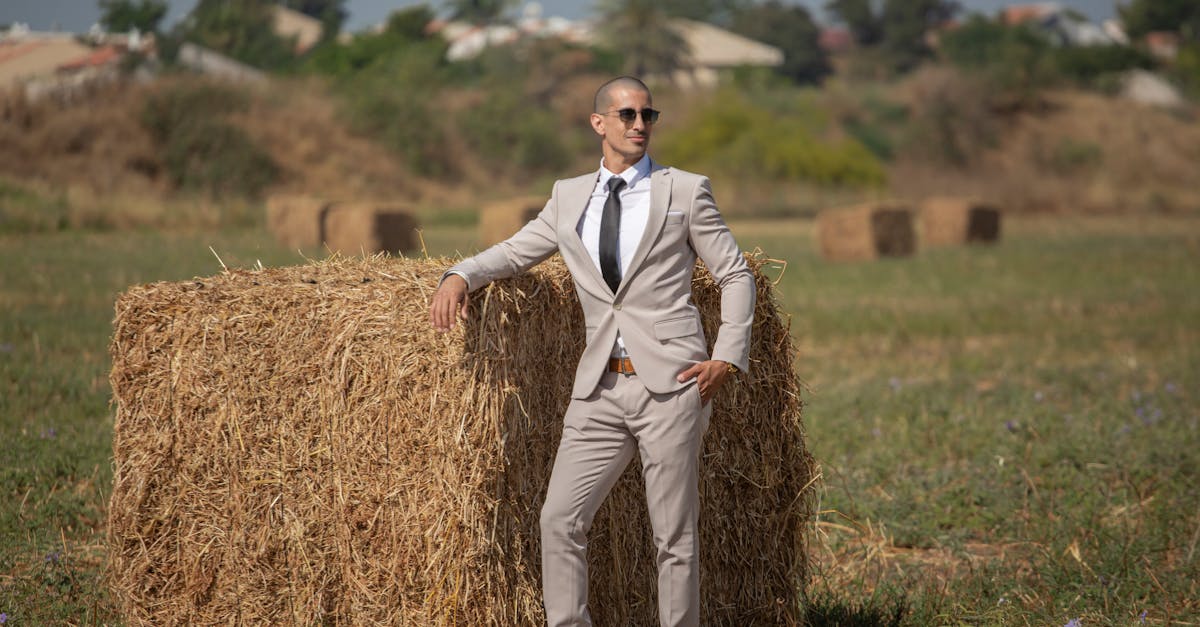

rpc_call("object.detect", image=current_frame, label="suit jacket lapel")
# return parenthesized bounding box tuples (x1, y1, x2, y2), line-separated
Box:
(558, 171, 610, 292)
(616, 165, 670, 299)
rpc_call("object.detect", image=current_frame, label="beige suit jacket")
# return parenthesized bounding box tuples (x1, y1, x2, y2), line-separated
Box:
(449, 163, 756, 399)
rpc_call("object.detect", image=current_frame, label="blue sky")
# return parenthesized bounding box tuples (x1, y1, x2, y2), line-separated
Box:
(3, 0, 1122, 34)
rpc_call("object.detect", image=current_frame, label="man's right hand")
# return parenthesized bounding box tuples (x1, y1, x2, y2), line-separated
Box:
(430, 274, 470, 332)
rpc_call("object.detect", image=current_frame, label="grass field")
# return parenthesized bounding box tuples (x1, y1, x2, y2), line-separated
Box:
(1, 214, 1197, 625)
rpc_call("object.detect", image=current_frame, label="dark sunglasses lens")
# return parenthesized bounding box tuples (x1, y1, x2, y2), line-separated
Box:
(617, 108, 637, 122)
(642, 108, 660, 124)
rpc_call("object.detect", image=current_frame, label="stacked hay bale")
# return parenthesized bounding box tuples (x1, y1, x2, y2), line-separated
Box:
(478, 195, 545, 247)
(107, 254, 816, 625)
(323, 202, 419, 255)
(816, 202, 915, 262)
(265, 194, 329, 249)
(918, 197, 1002, 248)
(265, 195, 419, 255)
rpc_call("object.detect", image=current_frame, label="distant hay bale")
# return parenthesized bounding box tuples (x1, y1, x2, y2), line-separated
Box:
(919, 197, 1002, 247)
(478, 195, 545, 248)
(323, 202, 419, 255)
(816, 203, 915, 261)
(265, 194, 328, 249)
(107, 254, 815, 625)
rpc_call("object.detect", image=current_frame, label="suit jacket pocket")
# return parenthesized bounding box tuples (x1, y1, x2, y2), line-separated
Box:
(654, 315, 698, 341)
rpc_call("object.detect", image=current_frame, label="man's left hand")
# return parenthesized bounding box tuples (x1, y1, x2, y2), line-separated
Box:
(676, 360, 732, 406)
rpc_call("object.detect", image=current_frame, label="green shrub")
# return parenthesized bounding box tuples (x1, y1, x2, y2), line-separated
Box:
(939, 17, 1057, 109)
(162, 120, 277, 197)
(1051, 44, 1156, 85)
(1171, 42, 1200, 100)
(140, 82, 248, 142)
(458, 89, 570, 177)
(140, 83, 277, 198)
(658, 91, 886, 187)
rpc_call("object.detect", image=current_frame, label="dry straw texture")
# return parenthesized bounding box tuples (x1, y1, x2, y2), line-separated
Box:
(478, 196, 545, 248)
(918, 197, 1002, 248)
(265, 194, 329, 249)
(108, 253, 815, 625)
(816, 203, 915, 262)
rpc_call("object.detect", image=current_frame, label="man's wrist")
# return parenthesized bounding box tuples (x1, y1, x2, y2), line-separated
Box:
(723, 361, 739, 375)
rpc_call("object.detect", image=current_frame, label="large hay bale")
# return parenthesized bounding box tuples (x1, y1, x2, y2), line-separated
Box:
(265, 194, 329, 249)
(816, 203, 915, 262)
(919, 197, 1002, 248)
(478, 195, 545, 248)
(323, 202, 419, 255)
(107, 254, 815, 625)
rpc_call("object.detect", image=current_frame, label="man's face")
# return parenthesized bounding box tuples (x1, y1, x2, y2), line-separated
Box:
(590, 86, 654, 165)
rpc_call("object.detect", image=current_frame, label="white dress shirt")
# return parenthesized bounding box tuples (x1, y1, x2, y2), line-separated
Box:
(579, 154, 653, 357)
(449, 154, 654, 358)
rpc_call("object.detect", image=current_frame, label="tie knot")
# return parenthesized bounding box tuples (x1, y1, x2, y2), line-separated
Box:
(606, 177, 626, 194)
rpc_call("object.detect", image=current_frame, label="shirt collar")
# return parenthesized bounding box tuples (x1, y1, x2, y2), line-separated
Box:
(599, 153, 652, 189)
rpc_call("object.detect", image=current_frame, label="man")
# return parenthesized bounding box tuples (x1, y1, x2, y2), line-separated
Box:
(429, 76, 755, 627)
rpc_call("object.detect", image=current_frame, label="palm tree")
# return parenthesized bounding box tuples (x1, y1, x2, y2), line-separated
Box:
(596, 0, 690, 78)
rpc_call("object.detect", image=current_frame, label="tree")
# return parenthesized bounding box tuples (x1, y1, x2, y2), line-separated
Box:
(98, 0, 168, 33)
(443, 0, 516, 25)
(181, 0, 295, 70)
(656, 0, 748, 23)
(279, 0, 348, 40)
(1118, 0, 1200, 41)
(825, 0, 882, 46)
(731, 1, 829, 84)
(596, 0, 690, 78)
(878, 0, 960, 72)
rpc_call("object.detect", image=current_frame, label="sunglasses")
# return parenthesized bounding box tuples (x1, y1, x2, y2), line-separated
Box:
(599, 107, 661, 124)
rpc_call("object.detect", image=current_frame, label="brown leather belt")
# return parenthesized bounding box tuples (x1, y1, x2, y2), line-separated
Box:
(607, 357, 636, 375)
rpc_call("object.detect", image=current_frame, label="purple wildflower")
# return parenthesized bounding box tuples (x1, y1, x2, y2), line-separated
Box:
(1164, 382, 1177, 394)
(1140, 610, 1148, 624)
(889, 377, 902, 392)
(1065, 619, 1081, 627)
(1, 611, 8, 624)
(1005, 420, 1018, 432)
(45, 550, 61, 564)
(40, 427, 57, 440)
(0, 342, 13, 353)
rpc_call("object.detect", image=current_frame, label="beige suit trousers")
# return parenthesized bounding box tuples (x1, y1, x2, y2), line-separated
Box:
(540, 370, 712, 627)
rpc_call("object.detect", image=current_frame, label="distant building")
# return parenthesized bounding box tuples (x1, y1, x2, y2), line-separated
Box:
(0, 24, 154, 100)
(668, 18, 783, 88)
(1144, 31, 1180, 61)
(819, 27, 854, 54)
(271, 5, 324, 55)
(1001, 3, 1121, 47)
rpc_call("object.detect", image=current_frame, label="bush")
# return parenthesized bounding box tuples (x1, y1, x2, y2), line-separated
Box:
(338, 41, 456, 176)
(458, 88, 570, 177)
(901, 66, 999, 166)
(939, 17, 1057, 110)
(1051, 44, 1156, 85)
(162, 120, 277, 197)
(140, 82, 277, 198)
(140, 82, 247, 141)
(657, 91, 886, 187)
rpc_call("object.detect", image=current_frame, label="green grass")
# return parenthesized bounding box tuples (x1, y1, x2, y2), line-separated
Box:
(1, 215, 1197, 624)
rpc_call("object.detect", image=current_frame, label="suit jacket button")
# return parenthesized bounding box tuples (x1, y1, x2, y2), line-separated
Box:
(613, 303, 622, 311)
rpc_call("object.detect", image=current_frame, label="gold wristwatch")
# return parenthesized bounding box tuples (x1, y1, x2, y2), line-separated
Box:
(725, 361, 739, 375)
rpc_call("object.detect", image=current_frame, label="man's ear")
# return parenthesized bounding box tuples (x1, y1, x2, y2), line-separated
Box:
(589, 113, 605, 137)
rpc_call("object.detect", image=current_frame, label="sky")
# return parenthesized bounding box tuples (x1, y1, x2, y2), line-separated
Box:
(2, 0, 1124, 34)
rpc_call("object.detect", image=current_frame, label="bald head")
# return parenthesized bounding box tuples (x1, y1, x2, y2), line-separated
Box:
(594, 76, 651, 113)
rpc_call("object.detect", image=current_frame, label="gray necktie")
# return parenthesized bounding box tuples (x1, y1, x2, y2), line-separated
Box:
(599, 177, 626, 293)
